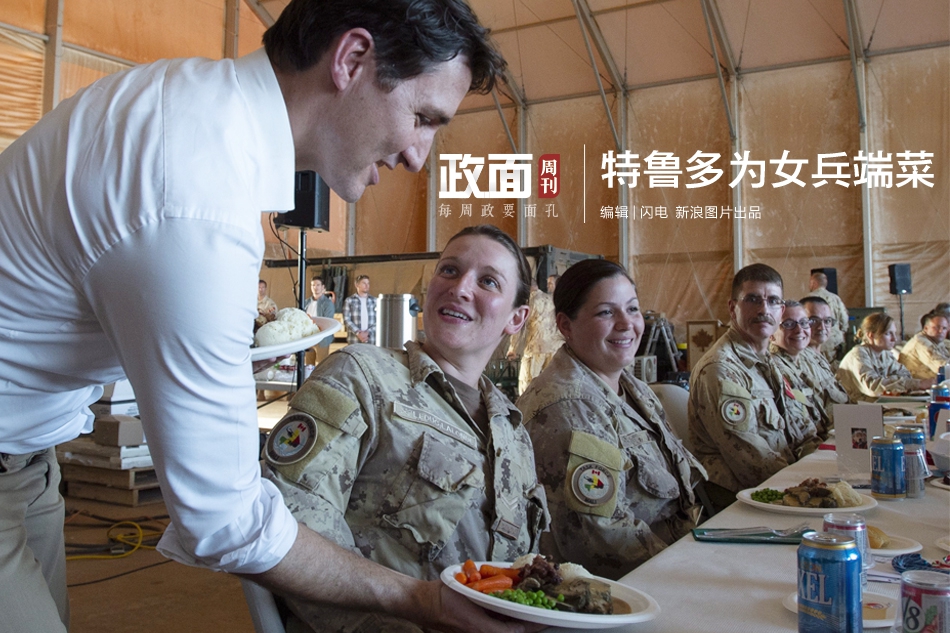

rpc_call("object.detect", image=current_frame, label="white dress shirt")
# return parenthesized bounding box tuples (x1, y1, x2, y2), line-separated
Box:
(0, 49, 298, 574)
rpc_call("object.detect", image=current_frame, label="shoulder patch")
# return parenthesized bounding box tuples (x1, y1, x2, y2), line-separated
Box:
(290, 378, 362, 435)
(570, 462, 616, 507)
(265, 412, 318, 465)
(720, 399, 748, 425)
(720, 379, 752, 399)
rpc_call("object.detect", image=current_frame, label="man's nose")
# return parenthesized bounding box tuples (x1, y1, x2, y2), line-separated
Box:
(401, 131, 436, 173)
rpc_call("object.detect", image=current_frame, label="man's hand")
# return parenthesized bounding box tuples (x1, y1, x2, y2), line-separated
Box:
(414, 581, 547, 633)
(357, 331, 370, 343)
(506, 351, 518, 361)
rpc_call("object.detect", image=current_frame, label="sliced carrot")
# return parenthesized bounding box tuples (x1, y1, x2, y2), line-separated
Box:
(467, 575, 514, 593)
(454, 572, 467, 584)
(478, 564, 521, 580)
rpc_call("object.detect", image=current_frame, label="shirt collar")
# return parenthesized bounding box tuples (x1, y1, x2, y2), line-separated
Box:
(234, 48, 296, 213)
(727, 326, 770, 369)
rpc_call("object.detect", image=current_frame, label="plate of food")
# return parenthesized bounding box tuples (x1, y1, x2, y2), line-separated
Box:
(867, 525, 922, 557)
(440, 556, 660, 629)
(251, 313, 340, 362)
(783, 591, 896, 628)
(936, 536, 950, 553)
(929, 474, 950, 491)
(737, 479, 878, 515)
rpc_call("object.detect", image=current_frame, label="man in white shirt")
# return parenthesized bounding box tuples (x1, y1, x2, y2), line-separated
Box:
(0, 2, 521, 632)
(343, 274, 377, 344)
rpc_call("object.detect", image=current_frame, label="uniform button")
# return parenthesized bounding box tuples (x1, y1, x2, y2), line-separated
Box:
(496, 449, 502, 457)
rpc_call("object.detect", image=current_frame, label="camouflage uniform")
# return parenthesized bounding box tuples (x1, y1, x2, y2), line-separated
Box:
(799, 347, 850, 427)
(769, 345, 842, 439)
(837, 343, 917, 402)
(518, 347, 705, 580)
(508, 289, 564, 395)
(811, 287, 848, 363)
(899, 332, 950, 380)
(264, 341, 548, 633)
(688, 328, 820, 493)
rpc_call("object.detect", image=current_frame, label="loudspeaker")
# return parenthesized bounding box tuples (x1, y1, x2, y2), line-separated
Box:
(888, 263, 912, 295)
(274, 171, 330, 231)
(810, 267, 838, 295)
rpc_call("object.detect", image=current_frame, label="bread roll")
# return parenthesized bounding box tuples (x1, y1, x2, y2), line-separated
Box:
(867, 525, 890, 549)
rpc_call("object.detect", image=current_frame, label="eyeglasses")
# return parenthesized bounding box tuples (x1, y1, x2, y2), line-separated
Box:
(740, 295, 785, 309)
(807, 317, 836, 327)
(779, 318, 812, 330)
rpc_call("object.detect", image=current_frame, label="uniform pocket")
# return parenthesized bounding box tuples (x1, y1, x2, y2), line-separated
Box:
(381, 431, 485, 558)
(623, 431, 680, 499)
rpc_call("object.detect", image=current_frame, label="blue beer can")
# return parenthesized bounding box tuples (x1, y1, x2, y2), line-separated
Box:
(871, 436, 905, 499)
(798, 532, 862, 633)
(928, 401, 950, 440)
(894, 426, 926, 450)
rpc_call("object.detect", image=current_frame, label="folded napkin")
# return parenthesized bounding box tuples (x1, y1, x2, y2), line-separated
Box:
(691, 528, 806, 544)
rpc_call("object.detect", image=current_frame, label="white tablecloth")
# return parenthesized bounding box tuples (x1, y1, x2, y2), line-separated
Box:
(549, 448, 950, 633)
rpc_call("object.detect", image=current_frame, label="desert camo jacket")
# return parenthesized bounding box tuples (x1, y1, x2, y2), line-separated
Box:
(899, 332, 950, 380)
(264, 341, 549, 580)
(837, 343, 917, 402)
(517, 346, 706, 580)
(688, 328, 821, 493)
(770, 345, 850, 439)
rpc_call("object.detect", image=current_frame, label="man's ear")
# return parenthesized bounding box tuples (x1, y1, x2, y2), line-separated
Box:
(504, 305, 530, 337)
(328, 28, 374, 92)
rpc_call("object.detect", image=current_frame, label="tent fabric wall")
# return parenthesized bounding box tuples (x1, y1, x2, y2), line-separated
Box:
(0, 28, 43, 152)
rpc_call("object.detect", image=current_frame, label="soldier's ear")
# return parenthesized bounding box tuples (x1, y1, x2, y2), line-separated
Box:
(504, 304, 529, 336)
(556, 312, 572, 340)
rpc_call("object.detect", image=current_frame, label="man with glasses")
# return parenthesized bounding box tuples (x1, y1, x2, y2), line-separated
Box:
(808, 271, 849, 363)
(800, 296, 851, 422)
(688, 264, 820, 511)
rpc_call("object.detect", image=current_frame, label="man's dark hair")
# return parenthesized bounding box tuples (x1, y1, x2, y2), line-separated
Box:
(800, 295, 829, 309)
(263, 0, 506, 93)
(554, 259, 634, 321)
(444, 224, 530, 308)
(731, 263, 783, 300)
(921, 311, 947, 329)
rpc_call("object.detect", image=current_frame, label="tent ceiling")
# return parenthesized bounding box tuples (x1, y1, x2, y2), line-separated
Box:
(249, 0, 948, 112)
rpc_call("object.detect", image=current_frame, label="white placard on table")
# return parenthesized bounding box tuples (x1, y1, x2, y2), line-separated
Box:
(834, 403, 884, 485)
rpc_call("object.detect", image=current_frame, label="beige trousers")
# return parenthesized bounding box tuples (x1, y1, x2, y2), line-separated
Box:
(0, 447, 69, 633)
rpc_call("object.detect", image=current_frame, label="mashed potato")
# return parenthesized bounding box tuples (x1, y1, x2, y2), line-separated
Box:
(254, 308, 320, 347)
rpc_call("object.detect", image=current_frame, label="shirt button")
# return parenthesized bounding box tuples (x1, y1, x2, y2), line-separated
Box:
(496, 449, 502, 457)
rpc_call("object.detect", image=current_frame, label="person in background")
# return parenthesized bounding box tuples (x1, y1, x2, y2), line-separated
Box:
(798, 296, 851, 427)
(837, 312, 934, 402)
(898, 311, 950, 381)
(769, 301, 833, 439)
(265, 225, 547, 633)
(304, 276, 336, 365)
(689, 264, 819, 511)
(343, 274, 376, 345)
(807, 271, 849, 363)
(546, 274, 559, 294)
(258, 279, 279, 327)
(507, 278, 563, 395)
(518, 259, 705, 580)
(0, 0, 528, 631)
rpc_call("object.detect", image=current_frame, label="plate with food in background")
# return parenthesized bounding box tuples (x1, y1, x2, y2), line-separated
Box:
(866, 525, 922, 557)
(783, 591, 896, 628)
(441, 555, 660, 628)
(251, 313, 339, 362)
(737, 478, 878, 515)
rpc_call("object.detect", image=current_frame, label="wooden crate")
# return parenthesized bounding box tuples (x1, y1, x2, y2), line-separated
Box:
(66, 481, 163, 507)
(61, 464, 158, 490)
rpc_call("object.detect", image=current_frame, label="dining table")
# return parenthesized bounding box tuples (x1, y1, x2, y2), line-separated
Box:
(548, 441, 949, 632)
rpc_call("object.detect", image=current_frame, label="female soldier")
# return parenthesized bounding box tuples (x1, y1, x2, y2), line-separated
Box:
(837, 312, 933, 402)
(517, 259, 705, 580)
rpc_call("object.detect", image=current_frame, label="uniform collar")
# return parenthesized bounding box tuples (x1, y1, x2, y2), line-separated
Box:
(234, 48, 295, 213)
(727, 326, 771, 369)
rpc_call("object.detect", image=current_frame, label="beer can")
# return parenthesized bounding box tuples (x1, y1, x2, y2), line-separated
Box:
(893, 570, 950, 633)
(929, 401, 950, 440)
(798, 532, 862, 633)
(894, 426, 927, 451)
(871, 436, 906, 500)
(823, 513, 872, 591)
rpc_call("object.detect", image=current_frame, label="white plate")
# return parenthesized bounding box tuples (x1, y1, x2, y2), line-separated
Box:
(250, 317, 340, 362)
(737, 488, 878, 515)
(440, 562, 660, 629)
(929, 478, 950, 491)
(936, 536, 950, 553)
(783, 591, 896, 628)
(870, 535, 922, 557)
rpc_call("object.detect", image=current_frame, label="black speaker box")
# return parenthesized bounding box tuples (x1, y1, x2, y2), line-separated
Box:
(275, 171, 330, 231)
(888, 263, 912, 295)
(810, 267, 838, 295)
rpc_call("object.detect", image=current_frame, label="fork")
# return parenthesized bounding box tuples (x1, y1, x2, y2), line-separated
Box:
(702, 521, 813, 538)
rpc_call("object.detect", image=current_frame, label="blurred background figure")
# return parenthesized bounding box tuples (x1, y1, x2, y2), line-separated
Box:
(303, 276, 335, 365)
(507, 278, 563, 395)
(519, 259, 705, 580)
(343, 274, 376, 345)
(898, 310, 950, 380)
(837, 312, 934, 402)
(257, 279, 278, 327)
(808, 271, 848, 363)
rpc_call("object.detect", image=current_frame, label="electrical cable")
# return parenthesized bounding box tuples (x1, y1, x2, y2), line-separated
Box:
(67, 560, 174, 588)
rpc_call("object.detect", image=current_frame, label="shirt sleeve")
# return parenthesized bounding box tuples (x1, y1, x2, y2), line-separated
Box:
(342, 297, 357, 332)
(852, 347, 915, 396)
(82, 219, 297, 574)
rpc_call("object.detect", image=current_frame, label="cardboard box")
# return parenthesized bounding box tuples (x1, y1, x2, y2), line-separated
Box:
(93, 415, 145, 447)
(90, 400, 139, 418)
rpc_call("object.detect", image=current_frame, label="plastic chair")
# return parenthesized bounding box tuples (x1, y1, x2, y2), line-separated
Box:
(648, 382, 691, 452)
(241, 579, 286, 633)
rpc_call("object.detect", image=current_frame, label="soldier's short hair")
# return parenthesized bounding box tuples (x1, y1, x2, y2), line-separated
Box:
(731, 263, 783, 300)
(800, 295, 829, 310)
(554, 259, 634, 320)
(444, 224, 531, 308)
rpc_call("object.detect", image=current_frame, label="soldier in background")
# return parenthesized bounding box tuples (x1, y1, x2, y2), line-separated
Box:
(507, 278, 563, 395)
(799, 296, 852, 427)
(898, 311, 950, 380)
(808, 271, 848, 363)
